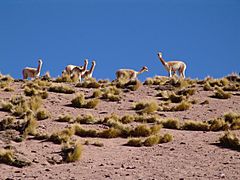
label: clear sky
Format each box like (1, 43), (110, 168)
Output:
(0, 0), (239, 80)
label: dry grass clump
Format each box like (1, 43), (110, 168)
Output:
(219, 131), (240, 149)
(91, 89), (102, 98)
(24, 87), (49, 99)
(120, 114), (135, 124)
(131, 124), (161, 137)
(209, 118), (229, 131)
(49, 84), (75, 94)
(61, 142), (83, 163)
(23, 115), (38, 137)
(126, 138), (143, 147)
(182, 120), (209, 131)
(36, 108), (50, 120)
(49, 127), (75, 144)
(92, 141), (104, 147)
(76, 78), (100, 88)
(3, 87), (14, 92)
(57, 114), (73, 123)
(116, 79), (142, 91)
(159, 133), (173, 143)
(75, 114), (96, 124)
(126, 133), (173, 147)
(0, 116), (16, 130)
(0, 148), (31, 167)
(160, 118), (180, 129)
(134, 101), (159, 114)
(144, 76), (169, 86)
(101, 86), (121, 102)
(134, 114), (160, 123)
(168, 100), (191, 111)
(211, 87), (232, 99)
(176, 88), (196, 96)
(168, 93), (185, 103)
(203, 81), (212, 91)
(0, 74), (14, 89)
(223, 112), (240, 130)
(143, 135), (160, 146)
(71, 93), (99, 109)
(0, 100), (14, 112)
(74, 124), (98, 137)
(55, 73), (78, 83)
(99, 128), (122, 138)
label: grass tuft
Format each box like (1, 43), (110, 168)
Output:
(62, 142), (83, 163)
(49, 84), (75, 94)
(219, 131), (240, 149)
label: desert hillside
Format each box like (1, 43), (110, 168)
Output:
(0, 74), (240, 179)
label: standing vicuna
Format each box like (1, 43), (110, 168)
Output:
(82, 60), (96, 79)
(22, 59), (43, 79)
(116, 66), (148, 80)
(71, 59), (89, 82)
(64, 59), (88, 76)
(157, 52), (186, 78)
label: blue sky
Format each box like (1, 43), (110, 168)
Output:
(0, 0), (239, 80)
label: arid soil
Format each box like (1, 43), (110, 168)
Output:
(0, 78), (240, 180)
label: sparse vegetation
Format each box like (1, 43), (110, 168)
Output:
(61, 142), (83, 163)
(49, 126), (75, 144)
(71, 93), (99, 109)
(182, 120), (209, 131)
(101, 86), (121, 102)
(36, 108), (50, 120)
(49, 84), (75, 94)
(76, 78), (100, 88)
(0, 148), (31, 167)
(160, 118), (180, 129)
(211, 87), (232, 99)
(134, 101), (159, 114)
(219, 131), (240, 149)
(75, 114), (96, 124)
(57, 114), (73, 123)
(170, 100), (191, 111)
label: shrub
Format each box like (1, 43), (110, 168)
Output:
(36, 108), (50, 120)
(168, 93), (184, 103)
(3, 87), (14, 92)
(62, 142), (83, 163)
(143, 135), (160, 146)
(11, 102), (29, 117)
(49, 85), (75, 94)
(92, 141), (104, 147)
(23, 115), (38, 137)
(159, 133), (173, 143)
(75, 114), (96, 124)
(170, 100), (191, 111)
(134, 101), (159, 114)
(0, 116), (16, 130)
(224, 112), (240, 123)
(120, 114), (135, 124)
(219, 131), (239, 149)
(203, 82), (212, 91)
(0, 148), (31, 167)
(74, 124), (98, 137)
(91, 89), (102, 98)
(126, 138), (142, 147)
(57, 114), (73, 123)
(182, 120), (209, 131)
(144, 78), (154, 85)
(209, 118), (229, 131)
(49, 127), (75, 144)
(176, 88), (196, 96)
(99, 128), (122, 138)
(76, 78), (100, 88)
(71, 93), (99, 109)
(24, 87), (39, 96)
(130, 125), (152, 137)
(211, 87), (231, 99)
(101, 86), (121, 102)
(28, 96), (42, 112)
(0, 100), (13, 112)
(124, 80), (142, 91)
(160, 118), (180, 129)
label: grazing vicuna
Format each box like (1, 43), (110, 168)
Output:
(157, 52), (186, 78)
(71, 59), (89, 82)
(82, 60), (96, 79)
(64, 59), (88, 75)
(116, 66), (148, 80)
(22, 59), (43, 79)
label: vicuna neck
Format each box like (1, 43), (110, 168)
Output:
(89, 63), (96, 73)
(158, 54), (167, 66)
(37, 61), (42, 74)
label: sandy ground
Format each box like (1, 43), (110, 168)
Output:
(0, 79), (240, 180)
